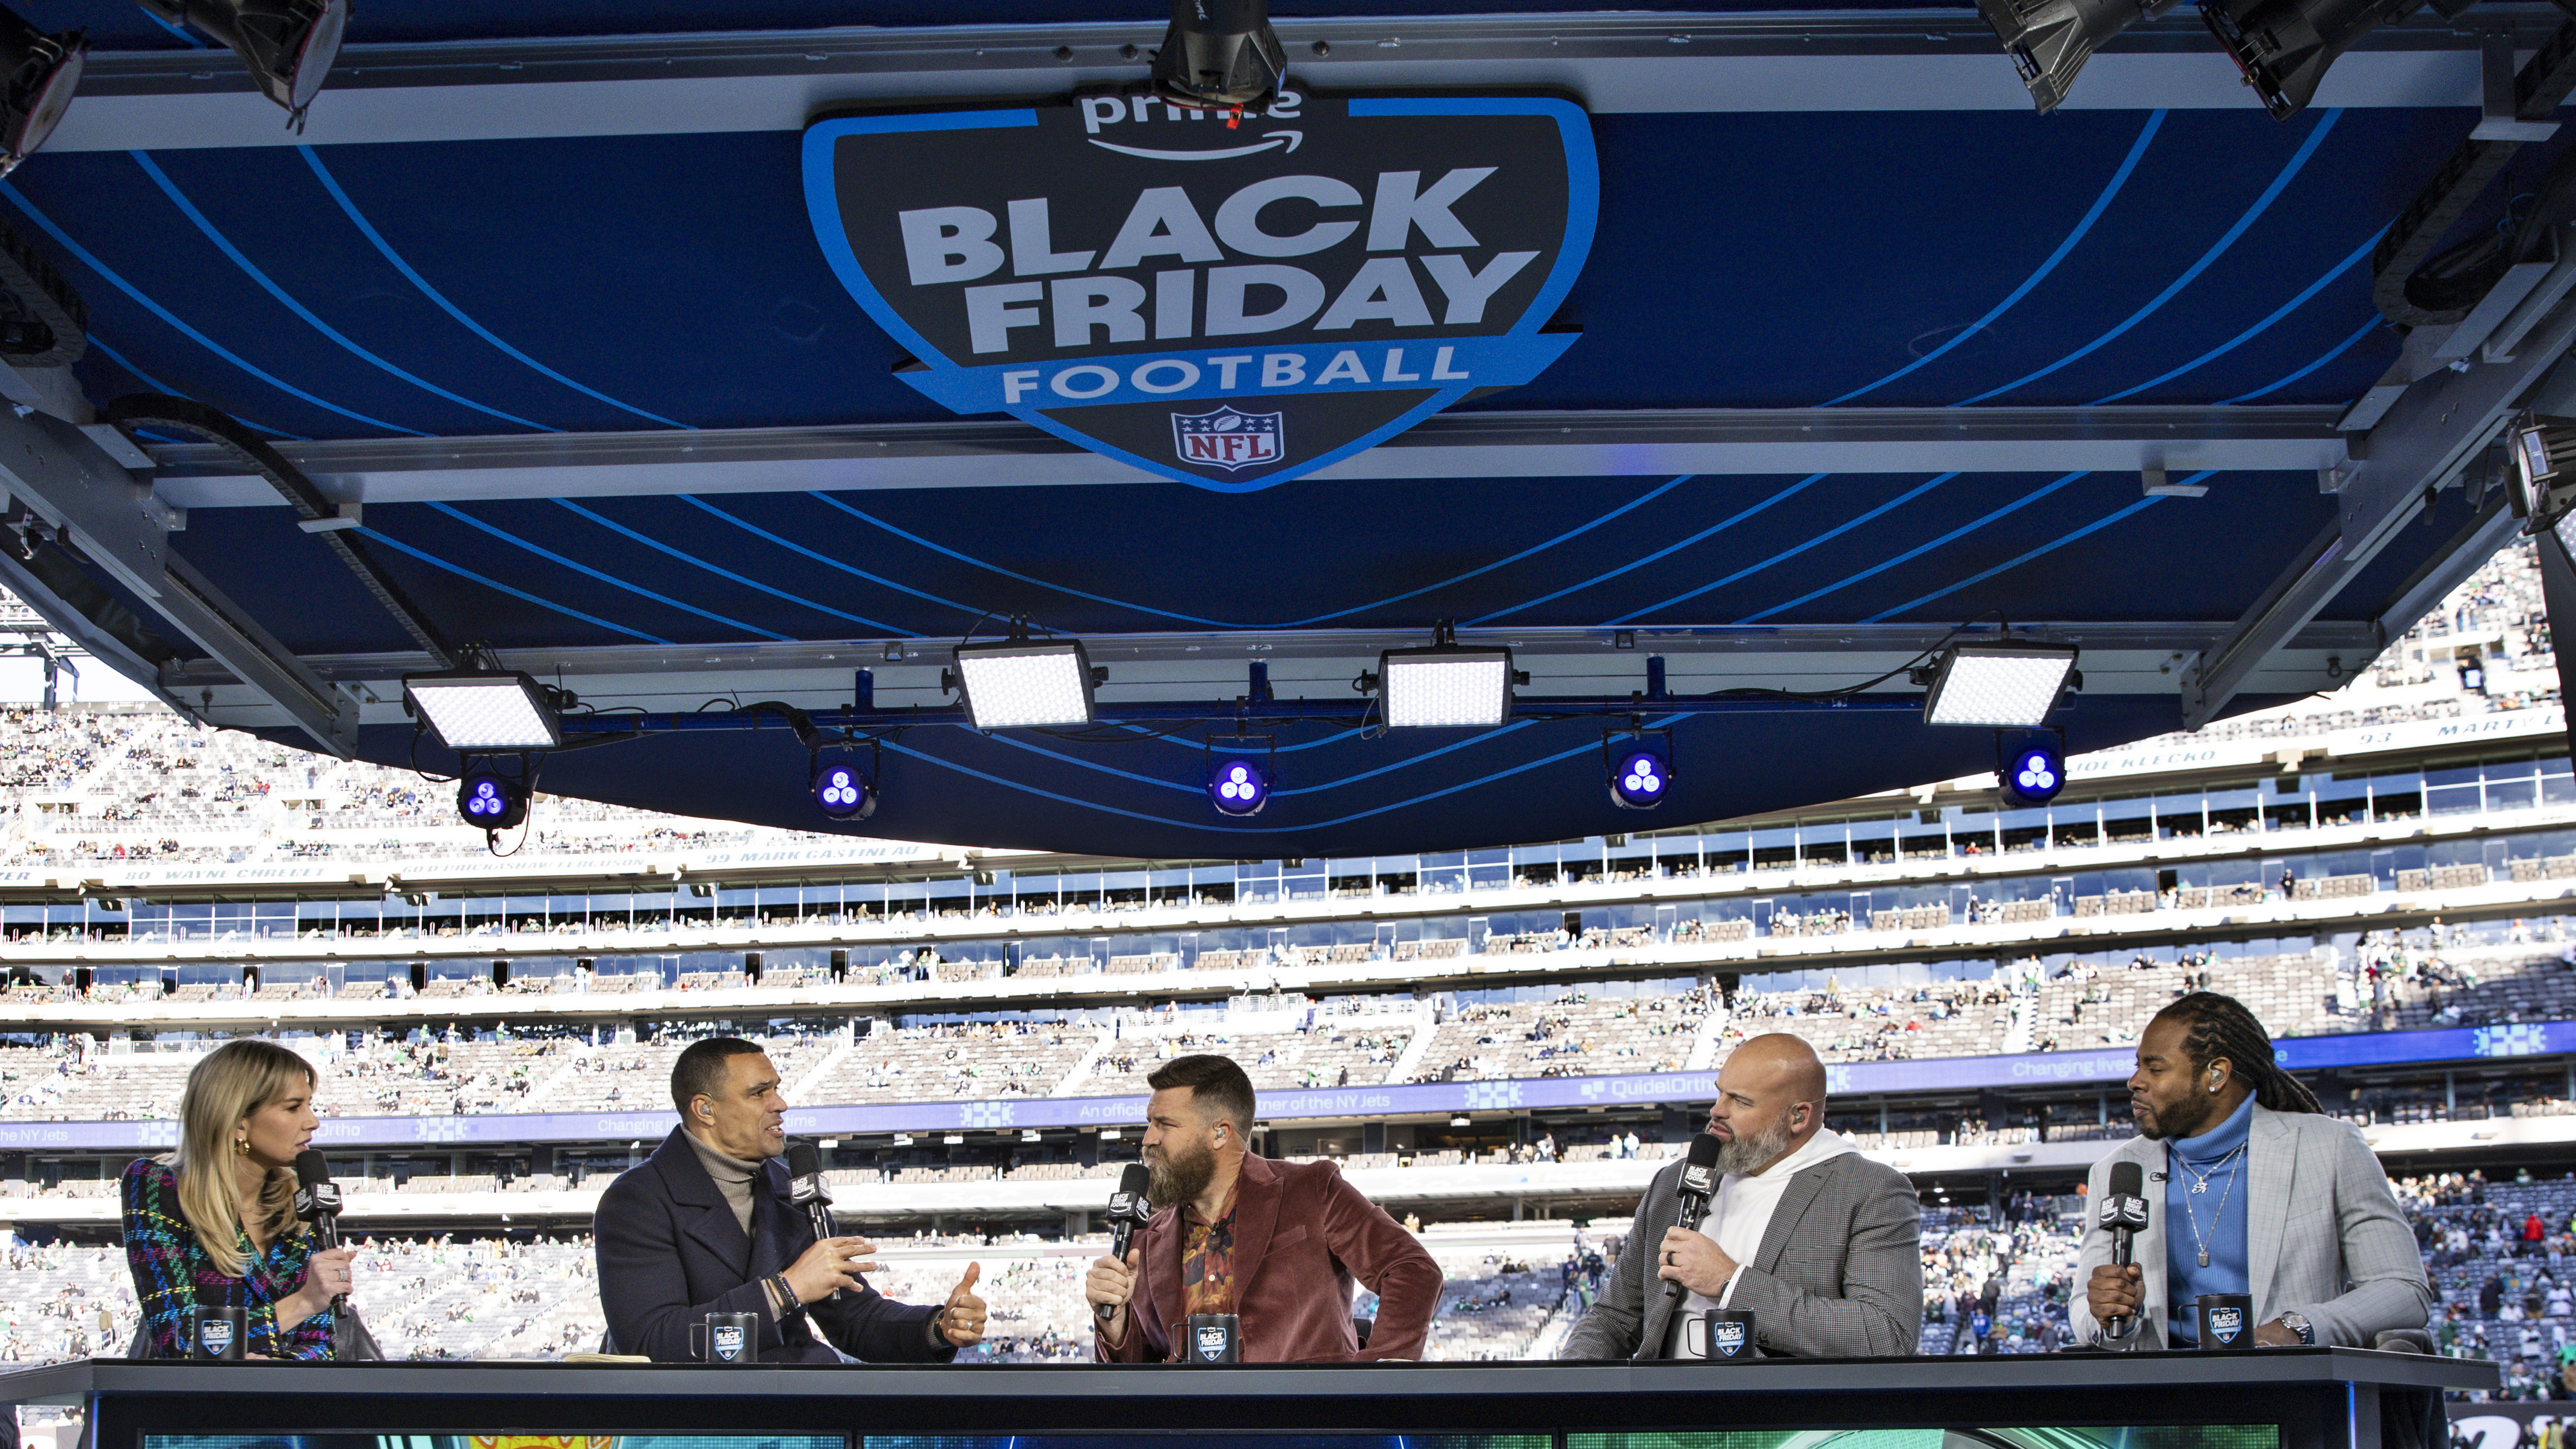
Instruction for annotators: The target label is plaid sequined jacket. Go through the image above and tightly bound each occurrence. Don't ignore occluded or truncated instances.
[120,1156,333,1360]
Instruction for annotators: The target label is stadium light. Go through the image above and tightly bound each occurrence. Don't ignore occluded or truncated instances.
[1151,0,1287,110]
[455,771,528,831]
[1372,624,1521,728]
[947,637,1101,729]
[0,8,83,178]
[1920,642,2079,728]
[137,0,348,120]
[1207,734,1275,819]
[1997,730,2067,807]
[1973,0,2172,111]
[405,671,562,751]
[2199,0,2396,119]
[811,758,878,822]
[1606,733,1674,811]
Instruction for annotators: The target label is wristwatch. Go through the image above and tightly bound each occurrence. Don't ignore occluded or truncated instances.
[2276,1311,2315,1345]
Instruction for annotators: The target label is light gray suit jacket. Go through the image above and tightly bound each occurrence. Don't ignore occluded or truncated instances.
[1561,1148,1924,1359]
[2068,1105,2430,1349]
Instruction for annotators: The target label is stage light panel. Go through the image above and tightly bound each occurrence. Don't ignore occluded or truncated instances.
[1378,648,1514,728]
[405,671,560,751]
[1922,644,2077,728]
[953,639,1097,728]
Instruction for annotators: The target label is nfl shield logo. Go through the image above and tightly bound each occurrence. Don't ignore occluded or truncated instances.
[1195,1324,1230,1361]
[1712,1320,1748,1358]
[2208,1306,2243,1345]
[713,1324,745,1362]
[1172,408,1284,473]
[198,1319,234,1356]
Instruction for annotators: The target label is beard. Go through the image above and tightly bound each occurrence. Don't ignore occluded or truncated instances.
[1712,1114,1795,1176]
[2133,1094,2210,1142]
[1146,1137,1218,1209]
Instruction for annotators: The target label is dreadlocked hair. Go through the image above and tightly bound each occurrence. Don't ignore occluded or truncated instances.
[2150,991,2323,1114]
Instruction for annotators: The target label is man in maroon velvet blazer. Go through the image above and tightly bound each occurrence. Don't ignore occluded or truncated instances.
[1086,1054,1443,1363]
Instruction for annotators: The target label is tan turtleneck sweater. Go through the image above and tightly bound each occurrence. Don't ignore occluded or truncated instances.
[684,1129,763,1238]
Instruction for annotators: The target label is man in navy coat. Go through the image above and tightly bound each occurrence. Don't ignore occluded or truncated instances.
[595,1038,987,1363]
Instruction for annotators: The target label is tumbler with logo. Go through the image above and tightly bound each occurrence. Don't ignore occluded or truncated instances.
[690,1311,763,1364]
[1683,1309,1757,1361]
[2196,1293,2255,1349]
[188,1304,246,1361]
[1186,1312,1241,1364]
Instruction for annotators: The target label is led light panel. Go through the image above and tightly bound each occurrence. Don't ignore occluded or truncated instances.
[1379,650,1514,728]
[1922,645,2076,728]
[954,641,1095,728]
[406,672,560,750]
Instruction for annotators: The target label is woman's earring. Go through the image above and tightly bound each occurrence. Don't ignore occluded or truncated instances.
[232,1136,249,1156]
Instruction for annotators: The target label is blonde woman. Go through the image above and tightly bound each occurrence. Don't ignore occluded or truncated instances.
[120,1040,357,1359]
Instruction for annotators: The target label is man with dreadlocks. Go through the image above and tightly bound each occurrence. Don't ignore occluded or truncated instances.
[2070,991,2429,1350]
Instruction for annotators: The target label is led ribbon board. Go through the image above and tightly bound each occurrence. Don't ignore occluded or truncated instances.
[803,93,1596,492]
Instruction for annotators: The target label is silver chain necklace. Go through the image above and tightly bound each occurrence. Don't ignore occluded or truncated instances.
[2179,1141,2249,1269]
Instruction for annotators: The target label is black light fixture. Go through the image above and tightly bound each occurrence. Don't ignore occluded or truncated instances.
[1364,621,1526,729]
[404,670,562,752]
[0,8,82,177]
[1974,0,2175,111]
[2509,413,2576,535]
[136,0,349,122]
[2199,0,2414,120]
[1151,0,1287,110]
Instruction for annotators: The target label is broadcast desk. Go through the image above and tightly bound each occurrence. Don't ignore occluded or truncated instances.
[0,1351,2501,1449]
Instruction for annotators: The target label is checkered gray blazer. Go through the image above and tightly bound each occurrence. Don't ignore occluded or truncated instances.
[1559,1148,1924,1360]
[2068,1104,2430,1350]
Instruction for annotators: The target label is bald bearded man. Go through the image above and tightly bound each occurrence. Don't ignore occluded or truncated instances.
[1561,1033,1922,1359]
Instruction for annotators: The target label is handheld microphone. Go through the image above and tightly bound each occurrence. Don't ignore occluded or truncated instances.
[2101,1160,2149,1341]
[1098,1163,1154,1323]
[293,1149,342,1253]
[786,1140,839,1243]
[293,1149,347,1320]
[1664,1134,1724,1303]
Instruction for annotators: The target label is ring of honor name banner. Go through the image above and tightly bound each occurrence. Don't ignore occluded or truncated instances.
[802,92,1597,491]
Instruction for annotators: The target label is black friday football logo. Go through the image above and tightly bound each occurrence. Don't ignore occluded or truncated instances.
[804,90,1596,491]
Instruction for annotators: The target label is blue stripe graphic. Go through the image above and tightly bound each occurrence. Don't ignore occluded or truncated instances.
[1605,473,1958,627]
[131,150,559,433]
[358,528,670,644]
[1469,474,1826,625]
[552,500,909,635]
[0,183,427,435]
[423,501,788,641]
[296,147,694,431]
[1735,471,2091,623]
[2088,226,2385,404]
[1861,483,2200,622]
[2220,314,2385,404]
[1953,108,2343,406]
[81,335,302,440]
[1821,110,2166,407]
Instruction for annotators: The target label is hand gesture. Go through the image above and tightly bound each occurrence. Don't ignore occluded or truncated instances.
[784,1235,879,1306]
[938,1262,986,1346]
[1086,1247,1142,1343]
